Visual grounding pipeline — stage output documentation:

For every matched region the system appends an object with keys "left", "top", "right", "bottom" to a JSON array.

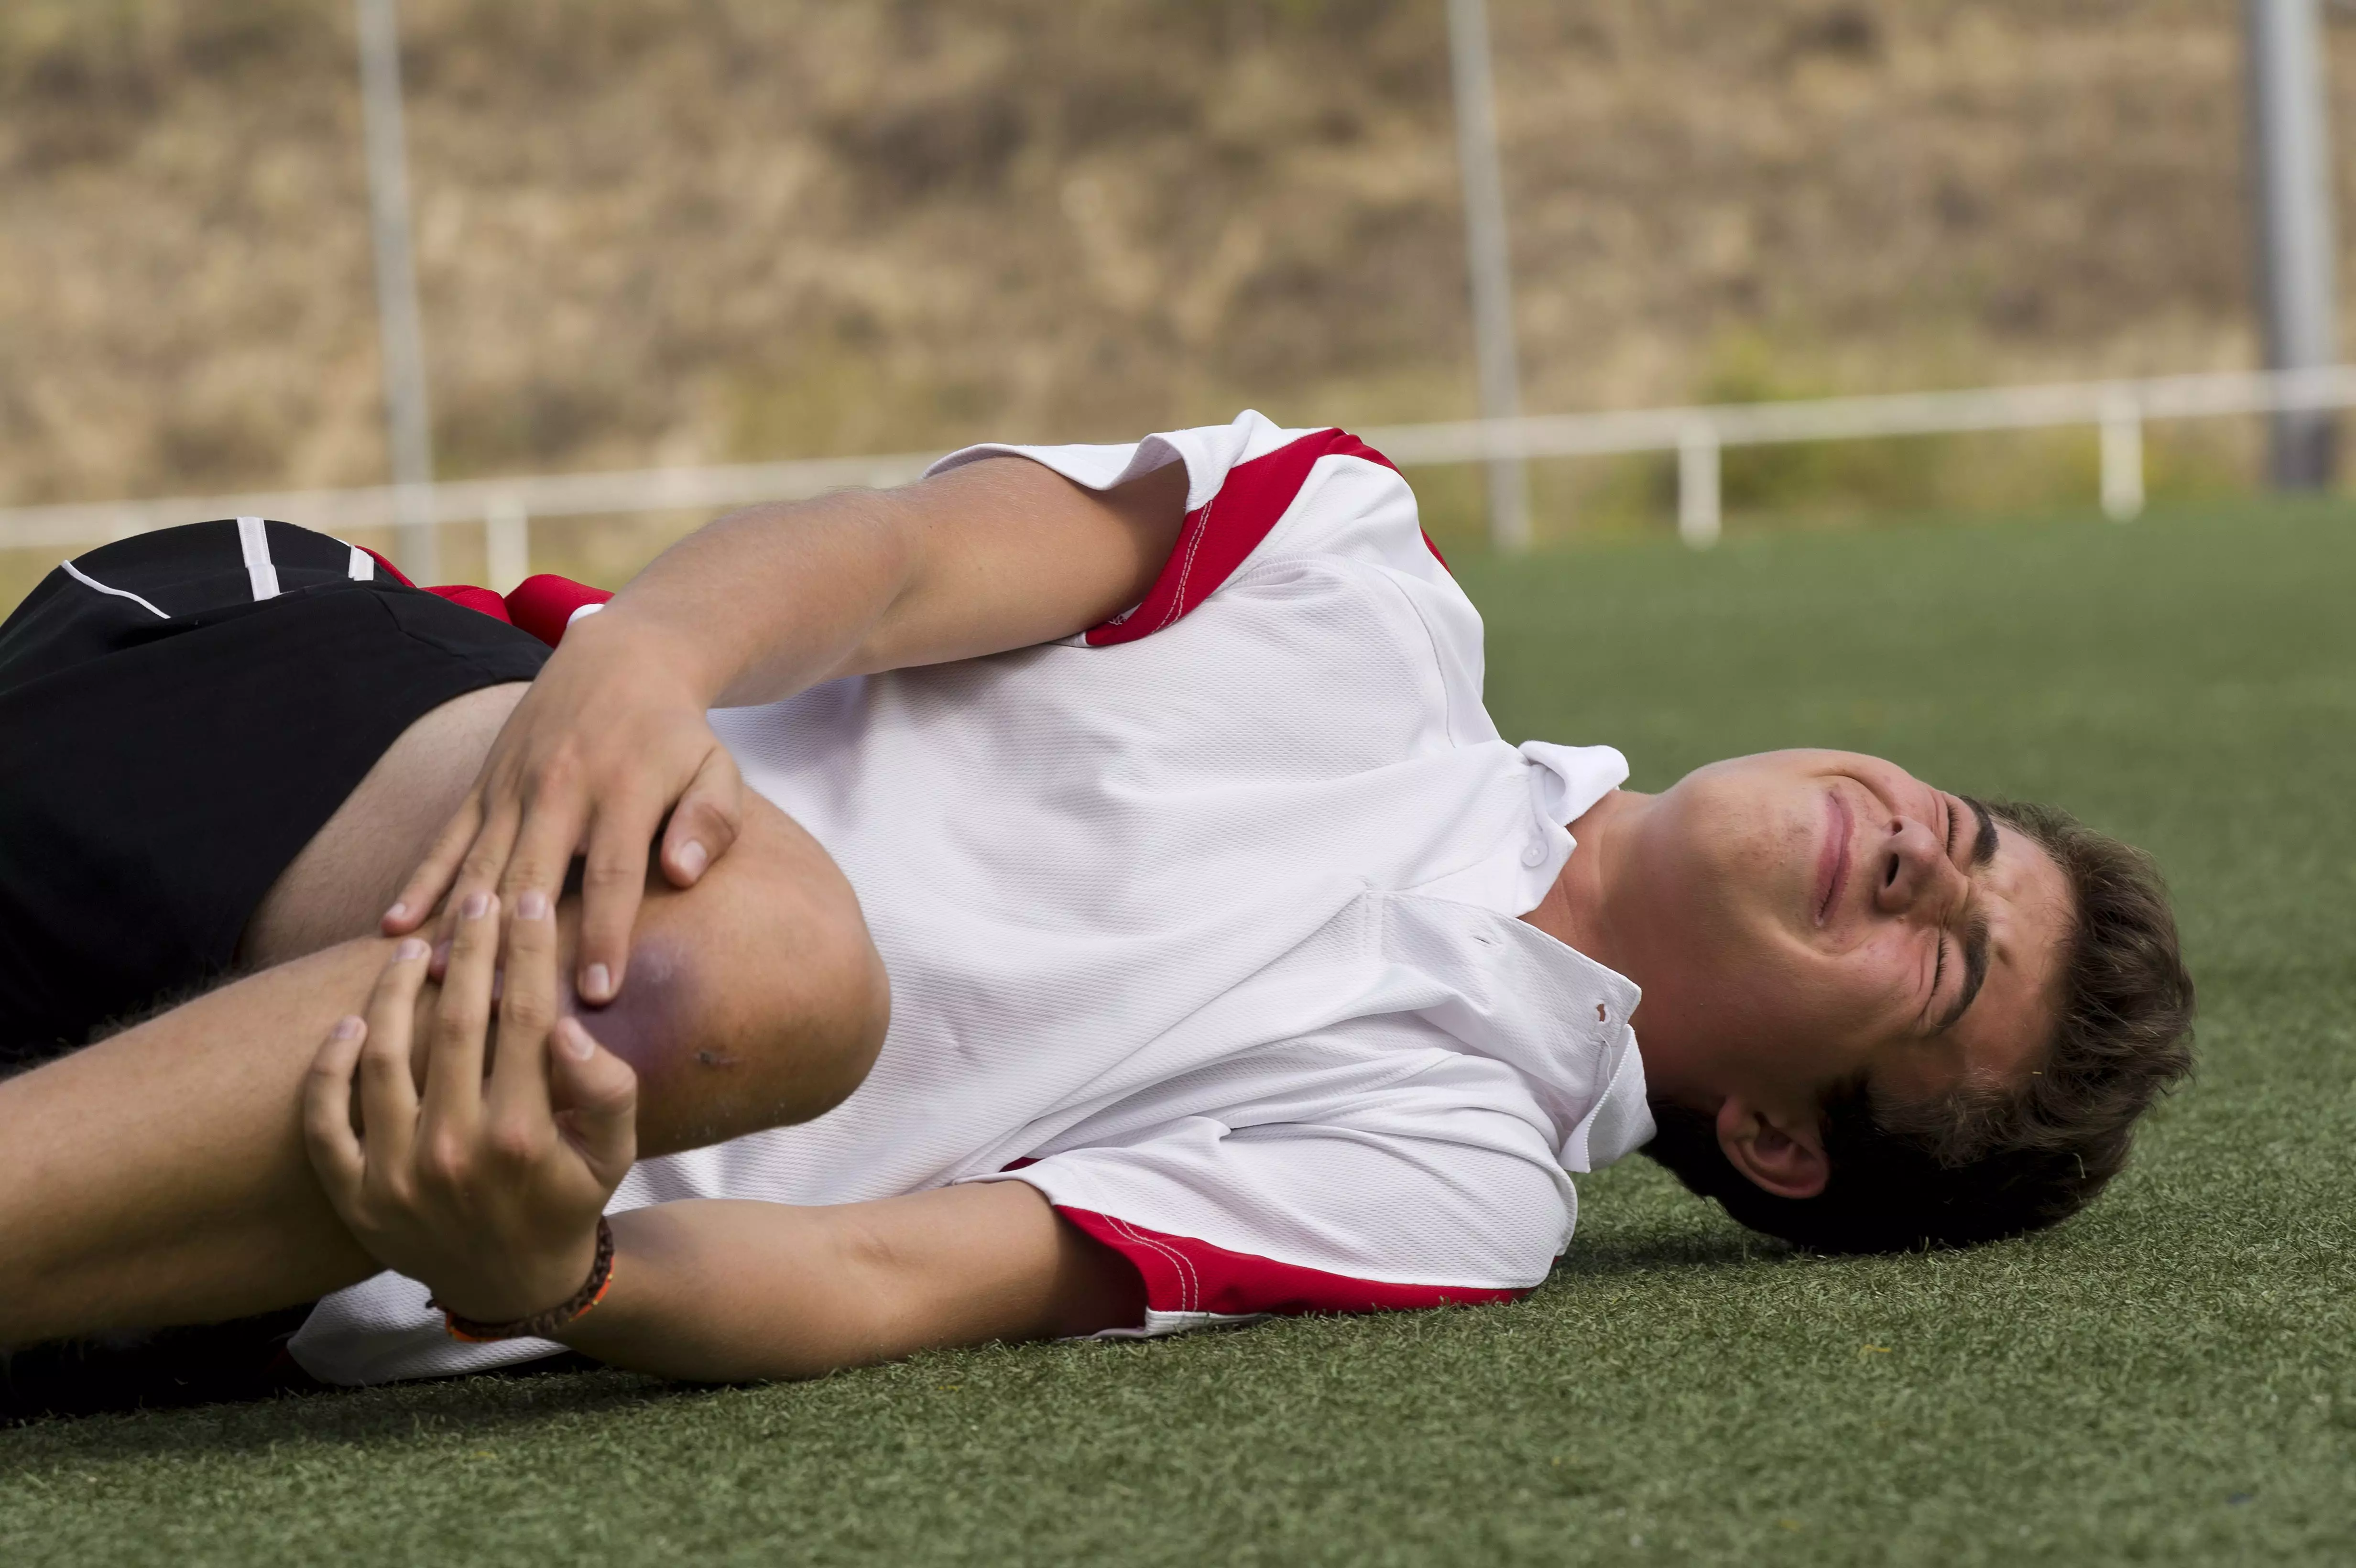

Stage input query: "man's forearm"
[
  {"left": 586, "top": 487, "right": 917, "bottom": 710},
  {"left": 585, "top": 458, "right": 1188, "bottom": 710},
  {"left": 554, "top": 1200, "right": 907, "bottom": 1382},
  {"left": 554, "top": 1186, "right": 1144, "bottom": 1383}
]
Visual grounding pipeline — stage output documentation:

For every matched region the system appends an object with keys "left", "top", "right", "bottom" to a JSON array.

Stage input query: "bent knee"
[{"left": 570, "top": 801, "right": 887, "bottom": 1155}]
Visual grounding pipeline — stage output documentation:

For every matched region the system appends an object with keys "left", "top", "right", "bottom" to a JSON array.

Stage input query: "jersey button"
[{"left": 1520, "top": 839, "right": 1547, "bottom": 868}]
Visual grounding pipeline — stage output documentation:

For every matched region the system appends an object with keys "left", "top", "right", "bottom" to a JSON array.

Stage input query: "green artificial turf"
[{"left": 7, "top": 501, "right": 2355, "bottom": 1565}]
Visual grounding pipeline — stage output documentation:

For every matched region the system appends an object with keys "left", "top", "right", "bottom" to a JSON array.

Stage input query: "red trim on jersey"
[
  {"left": 426, "top": 584, "right": 513, "bottom": 623},
  {"left": 504, "top": 573, "right": 616, "bottom": 647},
  {"left": 1056, "top": 1207, "right": 1525, "bottom": 1320},
  {"left": 1083, "top": 427, "right": 1442, "bottom": 647}
]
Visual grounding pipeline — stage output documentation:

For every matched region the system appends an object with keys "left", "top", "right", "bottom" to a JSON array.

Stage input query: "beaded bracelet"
[{"left": 432, "top": 1216, "right": 617, "bottom": 1343}]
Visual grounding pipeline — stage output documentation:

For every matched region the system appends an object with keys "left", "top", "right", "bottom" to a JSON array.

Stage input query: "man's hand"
[
  {"left": 304, "top": 888, "right": 639, "bottom": 1324},
  {"left": 381, "top": 614, "right": 742, "bottom": 1004}
]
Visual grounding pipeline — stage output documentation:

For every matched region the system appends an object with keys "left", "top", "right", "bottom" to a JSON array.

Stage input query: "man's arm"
[
  {"left": 303, "top": 860, "right": 1138, "bottom": 1381},
  {"left": 557, "top": 1185, "right": 1144, "bottom": 1382},
  {"left": 612, "top": 453, "right": 1191, "bottom": 707},
  {"left": 386, "top": 458, "right": 1190, "bottom": 1003}
]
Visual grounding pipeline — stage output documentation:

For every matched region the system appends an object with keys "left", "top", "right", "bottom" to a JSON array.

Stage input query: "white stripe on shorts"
[
  {"left": 237, "top": 515, "right": 281, "bottom": 601},
  {"left": 60, "top": 558, "right": 170, "bottom": 621}
]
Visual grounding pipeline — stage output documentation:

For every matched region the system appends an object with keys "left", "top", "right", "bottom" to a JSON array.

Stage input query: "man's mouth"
[{"left": 1815, "top": 790, "right": 1852, "bottom": 927}]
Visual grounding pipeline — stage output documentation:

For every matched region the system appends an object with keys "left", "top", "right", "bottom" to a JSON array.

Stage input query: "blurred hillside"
[{"left": 2, "top": 0, "right": 2351, "bottom": 535}]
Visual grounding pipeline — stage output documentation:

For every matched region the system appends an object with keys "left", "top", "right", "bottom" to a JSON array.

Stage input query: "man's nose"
[{"left": 1873, "top": 817, "right": 1958, "bottom": 916}]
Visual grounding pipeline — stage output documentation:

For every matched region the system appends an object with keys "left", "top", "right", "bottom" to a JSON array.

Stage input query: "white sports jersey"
[{"left": 292, "top": 412, "right": 1653, "bottom": 1384}]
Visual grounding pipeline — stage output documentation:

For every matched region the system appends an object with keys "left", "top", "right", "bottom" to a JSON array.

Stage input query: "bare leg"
[
  {"left": 7, "top": 937, "right": 409, "bottom": 1340},
  {"left": 239, "top": 682, "right": 534, "bottom": 969},
  {"left": 3, "top": 692, "right": 885, "bottom": 1347}
]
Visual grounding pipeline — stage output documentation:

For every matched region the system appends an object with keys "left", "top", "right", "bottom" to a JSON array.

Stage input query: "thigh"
[{"left": 239, "top": 681, "right": 530, "bottom": 969}]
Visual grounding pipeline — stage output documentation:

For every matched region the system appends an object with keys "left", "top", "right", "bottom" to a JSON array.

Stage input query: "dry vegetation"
[{"left": 2, "top": 0, "right": 2352, "bottom": 544}]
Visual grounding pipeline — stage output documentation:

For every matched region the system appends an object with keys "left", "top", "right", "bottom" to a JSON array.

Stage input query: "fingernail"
[
  {"left": 395, "top": 937, "right": 430, "bottom": 963},
  {"left": 384, "top": 902, "right": 408, "bottom": 924},
  {"left": 461, "top": 891, "right": 492, "bottom": 921},
  {"left": 332, "top": 1014, "right": 365, "bottom": 1040},
  {"left": 557, "top": 1019, "right": 597, "bottom": 1061},
  {"left": 517, "top": 889, "right": 550, "bottom": 922},
  {"left": 583, "top": 962, "right": 613, "bottom": 1002},
  {"left": 676, "top": 839, "right": 709, "bottom": 879}
]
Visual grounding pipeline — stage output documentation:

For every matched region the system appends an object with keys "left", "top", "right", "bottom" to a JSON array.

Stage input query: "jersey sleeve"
[
  {"left": 965, "top": 1094, "right": 1575, "bottom": 1338},
  {"left": 926, "top": 409, "right": 1453, "bottom": 649}
]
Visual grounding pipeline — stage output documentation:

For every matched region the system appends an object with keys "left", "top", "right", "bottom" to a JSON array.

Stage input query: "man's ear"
[{"left": 1713, "top": 1096, "right": 1830, "bottom": 1200}]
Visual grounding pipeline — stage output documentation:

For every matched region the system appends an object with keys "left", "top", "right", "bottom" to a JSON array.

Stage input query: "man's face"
[{"left": 1605, "top": 750, "right": 2072, "bottom": 1120}]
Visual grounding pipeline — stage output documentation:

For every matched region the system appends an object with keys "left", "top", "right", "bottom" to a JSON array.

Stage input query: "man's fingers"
[
  {"left": 486, "top": 888, "right": 560, "bottom": 1125},
  {"left": 383, "top": 795, "right": 488, "bottom": 935},
  {"left": 422, "top": 893, "right": 500, "bottom": 1130},
  {"left": 550, "top": 1018, "right": 639, "bottom": 1187},
  {"left": 414, "top": 799, "right": 527, "bottom": 968},
  {"left": 575, "top": 801, "right": 660, "bottom": 1004},
  {"left": 358, "top": 936, "right": 432, "bottom": 1172},
  {"left": 495, "top": 772, "right": 591, "bottom": 913},
  {"left": 301, "top": 1014, "right": 369, "bottom": 1204},
  {"left": 497, "top": 781, "right": 597, "bottom": 993},
  {"left": 434, "top": 797, "right": 534, "bottom": 946},
  {"left": 660, "top": 746, "right": 745, "bottom": 889}
]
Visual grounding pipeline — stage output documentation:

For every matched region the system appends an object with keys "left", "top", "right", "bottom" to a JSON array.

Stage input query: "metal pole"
[
  {"left": 486, "top": 499, "right": 531, "bottom": 591},
  {"left": 2245, "top": 0, "right": 2340, "bottom": 489},
  {"left": 2099, "top": 394, "right": 2146, "bottom": 522},
  {"left": 1676, "top": 422, "right": 1721, "bottom": 547},
  {"left": 1444, "top": 0, "right": 1531, "bottom": 552},
  {"left": 356, "top": 0, "right": 438, "bottom": 579}
]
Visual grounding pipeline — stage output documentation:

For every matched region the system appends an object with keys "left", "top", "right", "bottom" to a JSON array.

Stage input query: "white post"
[
  {"left": 2245, "top": 0, "right": 2340, "bottom": 488},
  {"left": 1677, "top": 422, "right": 1722, "bottom": 548},
  {"left": 486, "top": 500, "right": 531, "bottom": 591},
  {"left": 355, "top": 0, "right": 439, "bottom": 580},
  {"left": 2099, "top": 396, "right": 2146, "bottom": 522},
  {"left": 1444, "top": 0, "right": 1531, "bottom": 553}
]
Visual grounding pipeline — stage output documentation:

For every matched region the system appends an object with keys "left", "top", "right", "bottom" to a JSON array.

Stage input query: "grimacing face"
[{"left": 1603, "top": 750, "right": 2073, "bottom": 1133}]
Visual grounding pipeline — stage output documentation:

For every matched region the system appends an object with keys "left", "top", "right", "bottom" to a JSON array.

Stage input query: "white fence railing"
[{"left": 2, "top": 366, "right": 2350, "bottom": 579}]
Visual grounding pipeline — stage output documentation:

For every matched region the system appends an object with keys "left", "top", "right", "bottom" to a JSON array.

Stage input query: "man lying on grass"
[{"left": 0, "top": 413, "right": 2194, "bottom": 1399}]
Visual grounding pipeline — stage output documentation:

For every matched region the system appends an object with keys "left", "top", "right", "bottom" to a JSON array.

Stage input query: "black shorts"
[{"left": 0, "top": 519, "right": 551, "bottom": 1066}]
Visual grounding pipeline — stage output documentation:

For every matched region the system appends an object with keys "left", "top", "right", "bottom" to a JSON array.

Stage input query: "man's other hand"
[{"left": 305, "top": 890, "right": 639, "bottom": 1324}]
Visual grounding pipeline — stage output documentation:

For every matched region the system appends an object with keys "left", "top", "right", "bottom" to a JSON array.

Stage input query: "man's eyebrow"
[
  {"left": 1935, "top": 912, "right": 1992, "bottom": 1034},
  {"left": 1964, "top": 795, "right": 1998, "bottom": 868},
  {"left": 1926, "top": 800, "right": 1999, "bottom": 1034}
]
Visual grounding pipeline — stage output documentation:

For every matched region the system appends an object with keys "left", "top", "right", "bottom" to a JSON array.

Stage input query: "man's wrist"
[
  {"left": 430, "top": 1219, "right": 615, "bottom": 1341},
  {"left": 561, "top": 601, "right": 734, "bottom": 709}
]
